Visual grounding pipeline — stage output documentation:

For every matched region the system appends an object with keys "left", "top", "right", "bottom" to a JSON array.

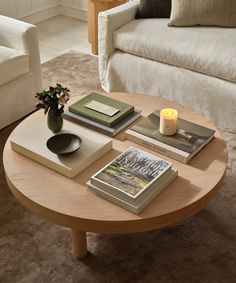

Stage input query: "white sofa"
[
  {"left": 98, "top": 0, "right": 236, "bottom": 133},
  {"left": 0, "top": 16, "right": 42, "bottom": 129}
]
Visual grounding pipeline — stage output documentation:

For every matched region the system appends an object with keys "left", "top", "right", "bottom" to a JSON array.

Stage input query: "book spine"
[
  {"left": 91, "top": 167, "right": 172, "bottom": 205},
  {"left": 69, "top": 107, "right": 134, "bottom": 128},
  {"left": 63, "top": 112, "right": 113, "bottom": 137},
  {"left": 90, "top": 177, "right": 136, "bottom": 203},
  {"left": 125, "top": 132, "right": 187, "bottom": 164},
  {"left": 87, "top": 183, "right": 139, "bottom": 214},
  {"left": 109, "top": 107, "right": 134, "bottom": 127},
  {"left": 87, "top": 169, "right": 177, "bottom": 215}
]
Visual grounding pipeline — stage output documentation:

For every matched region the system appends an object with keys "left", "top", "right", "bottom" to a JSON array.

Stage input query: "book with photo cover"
[
  {"left": 68, "top": 92, "right": 134, "bottom": 127},
  {"left": 90, "top": 147, "right": 173, "bottom": 204},
  {"left": 87, "top": 167, "right": 177, "bottom": 214},
  {"left": 125, "top": 110, "right": 215, "bottom": 163},
  {"left": 63, "top": 108, "right": 142, "bottom": 137}
]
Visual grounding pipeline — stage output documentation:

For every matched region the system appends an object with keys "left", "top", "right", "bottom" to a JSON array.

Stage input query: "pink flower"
[
  {"left": 35, "top": 84, "right": 70, "bottom": 115},
  {"left": 58, "top": 90, "right": 71, "bottom": 105}
]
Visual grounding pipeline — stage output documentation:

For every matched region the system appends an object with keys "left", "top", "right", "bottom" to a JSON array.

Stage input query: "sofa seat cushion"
[
  {"left": 0, "top": 46, "right": 29, "bottom": 86},
  {"left": 113, "top": 19, "right": 236, "bottom": 83}
]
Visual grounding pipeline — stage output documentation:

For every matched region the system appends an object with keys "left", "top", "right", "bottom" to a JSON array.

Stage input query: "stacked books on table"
[
  {"left": 86, "top": 147, "right": 178, "bottom": 214},
  {"left": 126, "top": 110, "right": 215, "bottom": 163},
  {"left": 63, "top": 92, "right": 141, "bottom": 136}
]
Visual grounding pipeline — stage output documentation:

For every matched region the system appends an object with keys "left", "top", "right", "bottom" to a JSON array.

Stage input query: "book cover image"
[
  {"left": 131, "top": 110, "right": 215, "bottom": 154},
  {"left": 93, "top": 147, "right": 172, "bottom": 198}
]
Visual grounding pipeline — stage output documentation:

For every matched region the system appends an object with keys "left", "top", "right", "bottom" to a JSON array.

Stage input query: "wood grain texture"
[
  {"left": 71, "top": 230, "right": 87, "bottom": 258},
  {"left": 4, "top": 93, "right": 227, "bottom": 235},
  {"left": 87, "top": 0, "right": 128, "bottom": 54}
]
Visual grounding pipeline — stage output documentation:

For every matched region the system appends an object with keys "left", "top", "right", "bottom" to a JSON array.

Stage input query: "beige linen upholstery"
[
  {"left": 106, "top": 51, "right": 236, "bottom": 133},
  {"left": 98, "top": 0, "right": 139, "bottom": 91},
  {"left": 98, "top": 0, "right": 236, "bottom": 133},
  {"left": 0, "top": 16, "right": 42, "bottom": 129},
  {"left": 168, "top": 0, "right": 236, "bottom": 27},
  {"left": 0, "top": 46, "right": 29, "bottom": 85},
  {"left": 114, "top": 19, "right": 236, "bottom": 83}
]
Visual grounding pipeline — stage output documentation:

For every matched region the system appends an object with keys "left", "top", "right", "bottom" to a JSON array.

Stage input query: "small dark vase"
[{"left": 47, "top": 108, "right": 63, "bottom": 133}]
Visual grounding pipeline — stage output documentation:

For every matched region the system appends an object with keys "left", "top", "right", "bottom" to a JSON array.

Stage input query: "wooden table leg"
[{"left": 71, "top": 230, "right": 87, "bottom": 258}]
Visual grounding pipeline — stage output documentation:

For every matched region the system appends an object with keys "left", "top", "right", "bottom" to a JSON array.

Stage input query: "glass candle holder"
[{"left": 160, "top": 108, "right": 178, "bottom": 135}]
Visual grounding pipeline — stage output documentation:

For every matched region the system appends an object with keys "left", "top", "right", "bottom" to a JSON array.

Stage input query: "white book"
[
  {"left": 91, "top": 168, "right": 174, "bottom": 205},
  {"left": 87, "top": 168, "right": 178, "bottom": 214},
  {"left": 10, "top": 119, "right": 112, "bottom": 178},
  {"left": 90, "top": 147, "right": 172, "bottom": 203}
]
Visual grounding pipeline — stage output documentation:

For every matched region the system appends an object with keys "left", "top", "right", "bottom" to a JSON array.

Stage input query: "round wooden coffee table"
[{"left": 3, "top": 93, "right": 227, "bottom": 258}]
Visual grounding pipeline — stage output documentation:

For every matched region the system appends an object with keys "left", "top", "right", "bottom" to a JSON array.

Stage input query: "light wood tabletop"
[{"left": 3, "top": 93, "right": 227, "bottom": 258}]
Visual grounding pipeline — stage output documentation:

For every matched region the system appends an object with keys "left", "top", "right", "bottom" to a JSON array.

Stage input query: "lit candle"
[{"left": 160, "top": 108, "right": 178, "bottom": 135}]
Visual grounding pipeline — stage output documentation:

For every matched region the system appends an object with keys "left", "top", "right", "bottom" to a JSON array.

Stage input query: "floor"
[{"left": 36, "top": 15, "right": 91, "bottom": 63}]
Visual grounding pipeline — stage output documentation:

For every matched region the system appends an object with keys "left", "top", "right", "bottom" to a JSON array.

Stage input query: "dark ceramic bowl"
[{"left": 46, "top": 133, "right": 82, "bottom": 156}]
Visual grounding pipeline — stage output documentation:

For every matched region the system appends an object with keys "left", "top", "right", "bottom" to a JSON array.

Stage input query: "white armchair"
[{"left": 0, "top": 15, "right": 43, "bottom": 129}]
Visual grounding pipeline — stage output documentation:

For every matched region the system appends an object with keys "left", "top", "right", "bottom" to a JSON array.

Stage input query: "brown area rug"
[{"left": 0, "top": 51, "right": 236, "bottom": 283}]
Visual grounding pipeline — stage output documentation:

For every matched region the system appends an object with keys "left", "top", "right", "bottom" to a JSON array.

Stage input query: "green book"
[{"left": 68, "top": 92, "right": 134, "bottom": 127}]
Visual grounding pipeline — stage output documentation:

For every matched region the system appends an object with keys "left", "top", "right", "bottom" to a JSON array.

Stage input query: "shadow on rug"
[{"left": 0, "top": 51, "right": 235, "bottom": 283}]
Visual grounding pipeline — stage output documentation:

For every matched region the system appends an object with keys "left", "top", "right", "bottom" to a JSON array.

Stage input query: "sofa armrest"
[
  {"left": 0, "top": 15, "right": 42, "bottom": 92},
  {"left": 98, "top": 0, "right": 139, "bottom": 90}
]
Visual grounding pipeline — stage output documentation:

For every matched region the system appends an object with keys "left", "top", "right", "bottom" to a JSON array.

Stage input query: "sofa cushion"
[
  {"left": 113, "top": 19, "right": 236, "bottom": 83},
  {"left": 0, "top": 46, "right": 29, "bottom": 86},
  {"left": 135, "top": 0, "right": 171, "bottom": 19},
  {"left": 168, "top": 0, "right": 236, "bottom": 27}
]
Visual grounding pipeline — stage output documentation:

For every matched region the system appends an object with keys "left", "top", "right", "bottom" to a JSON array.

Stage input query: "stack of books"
[
  {"left": 126, "top": 110, "right": 215, "bottom": 163},
  {"left": 63, "top": 92, "right": 141, "bottom": 137},
  {"left": 86, "top": 147, "right": 178, "bottom": 214}
]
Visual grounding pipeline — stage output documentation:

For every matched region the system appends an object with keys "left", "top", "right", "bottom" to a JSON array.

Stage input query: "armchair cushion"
[
  {"left": 0, "top": 46, "right": 29, "bottom": 86},
  {"left": 135, "top": 0, "right": 171, "bottom": 19}
]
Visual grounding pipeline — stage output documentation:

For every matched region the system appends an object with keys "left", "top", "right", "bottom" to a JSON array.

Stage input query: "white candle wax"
[{"left": 160, "top": 108, "right": 178, "bottom": 135}]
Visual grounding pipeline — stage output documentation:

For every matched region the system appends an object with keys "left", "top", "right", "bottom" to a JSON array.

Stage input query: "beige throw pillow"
[{"left": 168, "top": 0, "right": 236, "bottom": 27}]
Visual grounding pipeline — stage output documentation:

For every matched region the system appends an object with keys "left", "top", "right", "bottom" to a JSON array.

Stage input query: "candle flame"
[{"left": 160, "top": 108, "right": 178, "bottom": 119}]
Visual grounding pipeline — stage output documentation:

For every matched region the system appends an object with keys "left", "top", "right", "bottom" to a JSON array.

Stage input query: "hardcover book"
[
  {"left": 10, "top": 119, "right": 112, "bottom": 178},
  {"left": 68, "top": 92, "right": 134, "bottom": 127},
  {"left": 125, "top": 110, "right": 215, "bottom": 163},
  {"left": 63, "top": 108, "right": 142, "bottom": 137},
  {"left": 90, "top": 147, "right": 173, "bottom": 204},
  {"left": 87, "top": 167, "right": 177, "bottom": 214}
]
